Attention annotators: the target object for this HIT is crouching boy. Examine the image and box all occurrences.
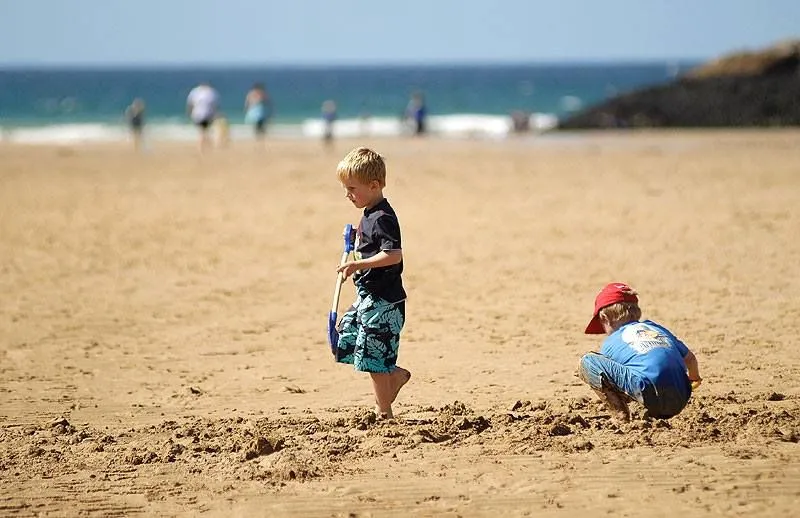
[578,283,702,422]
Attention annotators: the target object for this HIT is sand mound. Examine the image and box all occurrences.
[3,393,796,490]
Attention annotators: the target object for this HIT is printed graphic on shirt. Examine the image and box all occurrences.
[621,323,672,354]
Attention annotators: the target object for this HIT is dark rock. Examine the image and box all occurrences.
[243,435,284,461]
[559,41,800,129]
[567,414,590,428]
[549,423,572,436]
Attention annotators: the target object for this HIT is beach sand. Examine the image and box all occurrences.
[1,131,799,517]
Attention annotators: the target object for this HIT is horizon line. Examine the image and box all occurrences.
[0,57,705,70]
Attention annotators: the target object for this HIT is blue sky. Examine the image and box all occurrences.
[1,0,797,65]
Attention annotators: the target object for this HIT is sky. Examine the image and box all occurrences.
[1,0,798,66]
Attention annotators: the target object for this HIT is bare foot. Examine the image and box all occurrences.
[371,367,410,418]
[592,387,631,423]
[374,405,393,420]
[391,367,411,404]
[604,391,631,422]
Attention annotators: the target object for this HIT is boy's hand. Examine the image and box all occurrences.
[690,378,703,390]
[337,261,360,280]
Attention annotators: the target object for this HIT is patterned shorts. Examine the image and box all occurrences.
[335,290,405,373]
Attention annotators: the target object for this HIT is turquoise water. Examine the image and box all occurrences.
[0,63,695,142]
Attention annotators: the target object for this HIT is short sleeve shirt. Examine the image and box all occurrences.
[187,86,219,123]
[353,198,406,303]
[601,320,690,397]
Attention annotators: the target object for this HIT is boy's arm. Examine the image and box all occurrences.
[684,350,701,382]
[337,250,402,279]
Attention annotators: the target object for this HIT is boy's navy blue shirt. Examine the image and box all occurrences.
[353,198,406,304]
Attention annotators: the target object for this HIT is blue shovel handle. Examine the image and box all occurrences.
[343,223,354,253]
[328,224,355,353]
[328,311,340,351]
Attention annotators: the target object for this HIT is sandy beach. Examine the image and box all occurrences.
[1,131,799,517]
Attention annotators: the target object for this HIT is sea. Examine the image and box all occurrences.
[0,63,695,144]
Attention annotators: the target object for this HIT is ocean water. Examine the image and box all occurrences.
[0,63,694,144]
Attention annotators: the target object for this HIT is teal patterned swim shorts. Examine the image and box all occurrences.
[335,289,405,373]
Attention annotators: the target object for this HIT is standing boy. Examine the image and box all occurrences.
[578,283,702,422]
[335,147,411,419]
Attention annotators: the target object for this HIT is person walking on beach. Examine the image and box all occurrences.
[186,81,219,151]
[321,99,337,145]
[405,91,427,136]
[577,283,702,422]
[124,98,146,151]
[244,83,272,139]
[333,147,411,419]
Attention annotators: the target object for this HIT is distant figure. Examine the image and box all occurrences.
[244,83,272,139]
[214,114,230,147]
[186,81,219,151]
[510,110,530,133]
[405,91,427,135]
[358,102,371,137]
[321,100,337,144]
[125,98,146,151]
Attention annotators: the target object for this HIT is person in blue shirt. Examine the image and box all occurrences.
[321,99,337,144]
[578,283,702,422]
[405,91,427,135]
[244,83,273,139]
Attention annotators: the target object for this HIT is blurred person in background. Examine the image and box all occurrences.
[186,81,219,152]
[125,98,146,151]
[244,83,273,140]
[322,99,337,146]
[405,91,427,136]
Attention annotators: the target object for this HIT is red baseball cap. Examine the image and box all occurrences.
[585,283,639,334]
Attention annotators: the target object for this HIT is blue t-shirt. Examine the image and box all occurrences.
[601,320,690,397]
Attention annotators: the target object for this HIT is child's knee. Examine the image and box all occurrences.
[576,355,590,383]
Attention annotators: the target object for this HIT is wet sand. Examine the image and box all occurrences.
[1,131,799,517]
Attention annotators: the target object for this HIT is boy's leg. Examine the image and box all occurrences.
[369,369,409,419]
[578,353,644,422]
[370,367,410,418]
[596,383,631,423]
[354,298,407,418]
[390,367,411,404]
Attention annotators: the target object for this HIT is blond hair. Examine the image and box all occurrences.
[599,301,642,329]
[336,147,386,186]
